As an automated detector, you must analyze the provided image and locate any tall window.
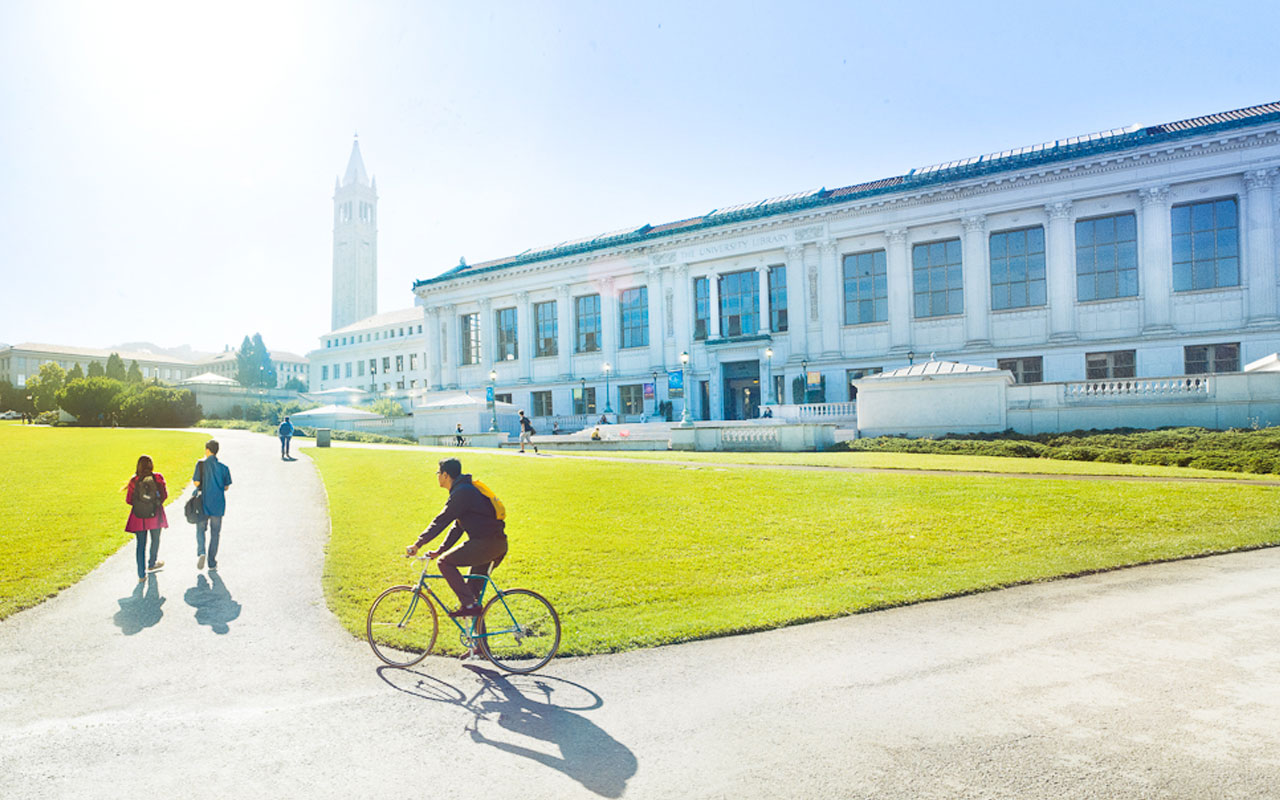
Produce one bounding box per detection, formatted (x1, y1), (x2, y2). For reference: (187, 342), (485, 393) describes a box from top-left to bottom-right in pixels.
(575, 294), (601, 353)
(1172, 198), (1239, 292)
(382, 356), (391, 372)
(322, 365), (329, 380)
(1185, 342), (1240, 374)
(345, 363), (352, 378)
(534, 301), (557, 357)
(531, 390), (553, 417)
(990, 226), (1046, 310)
(409, 353), (417, 370)
(694, 277), (710, 340)
(843, 249), (888, 324)
(495, 307), (518, 361)
(369, 358), (377, 376)
(1086, 350), (1136, 379)
(619, 384), (644, 414)
(912, 239), (964, 318)
(1075, 213), (1138, 301)
(997, 356), (1044, 384)
(768, 265), (788, 332)
(718, 270), (758, 337)
(358, 361), (364, 376)
(395, 355), (404, 372)
(619, 287), (648, 348)
(573, 387), (596, 415)
(461, 313), (481, 365)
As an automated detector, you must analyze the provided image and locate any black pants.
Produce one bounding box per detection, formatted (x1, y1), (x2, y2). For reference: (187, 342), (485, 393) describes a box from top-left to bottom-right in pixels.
(437, 535), (508, 608)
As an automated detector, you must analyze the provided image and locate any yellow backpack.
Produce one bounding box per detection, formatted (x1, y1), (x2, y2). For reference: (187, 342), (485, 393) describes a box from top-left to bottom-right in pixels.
(472, 479), (506, 521)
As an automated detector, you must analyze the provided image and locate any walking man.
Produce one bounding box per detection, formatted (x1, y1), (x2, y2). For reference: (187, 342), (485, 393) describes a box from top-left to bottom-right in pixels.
(193, 439), (232, 571)
(278, 415), (295, 460)
(518, 410), (538, 454)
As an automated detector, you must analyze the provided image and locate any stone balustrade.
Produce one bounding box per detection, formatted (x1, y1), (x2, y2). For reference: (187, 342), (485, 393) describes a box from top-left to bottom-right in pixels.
(1064, 376), (1212, 403)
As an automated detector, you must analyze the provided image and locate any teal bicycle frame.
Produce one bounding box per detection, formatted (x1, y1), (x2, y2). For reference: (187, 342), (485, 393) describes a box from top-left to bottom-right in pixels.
(405, 561), (515, 647)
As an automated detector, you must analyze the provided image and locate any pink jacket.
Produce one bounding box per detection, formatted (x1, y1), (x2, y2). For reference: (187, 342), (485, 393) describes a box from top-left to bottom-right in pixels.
(124, 473), (169, 533)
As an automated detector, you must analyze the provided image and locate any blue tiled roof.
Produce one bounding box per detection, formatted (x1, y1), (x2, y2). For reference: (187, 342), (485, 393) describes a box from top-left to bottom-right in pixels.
(414, 100), (1280, 290)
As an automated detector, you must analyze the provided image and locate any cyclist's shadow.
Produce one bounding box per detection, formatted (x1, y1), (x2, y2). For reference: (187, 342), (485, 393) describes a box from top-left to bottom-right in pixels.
(379, 664), (637, 798)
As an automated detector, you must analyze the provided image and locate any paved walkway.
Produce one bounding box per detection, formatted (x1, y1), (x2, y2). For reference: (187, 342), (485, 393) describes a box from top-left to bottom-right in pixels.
(2, 429), (1279, 798)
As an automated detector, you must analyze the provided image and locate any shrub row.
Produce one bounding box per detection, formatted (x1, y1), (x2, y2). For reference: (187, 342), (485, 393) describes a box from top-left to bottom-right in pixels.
(195, 419), (417, 446)
(839, 426), (1280, 475)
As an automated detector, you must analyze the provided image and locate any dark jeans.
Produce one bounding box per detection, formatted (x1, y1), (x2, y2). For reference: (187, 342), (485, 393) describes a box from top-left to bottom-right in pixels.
(438, 535), (508, 609)
(196, 515), (223, 567)
(133, 530), (161, 579)
(280, 435), (292, 455)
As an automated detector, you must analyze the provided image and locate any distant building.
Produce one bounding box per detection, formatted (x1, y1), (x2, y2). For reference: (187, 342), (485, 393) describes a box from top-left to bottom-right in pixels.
(198, 348), (310, 389)
(0, 343), (200, 387)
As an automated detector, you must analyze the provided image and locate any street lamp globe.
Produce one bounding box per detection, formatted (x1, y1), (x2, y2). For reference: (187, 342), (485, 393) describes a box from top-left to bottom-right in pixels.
(678, 351), (692, 426)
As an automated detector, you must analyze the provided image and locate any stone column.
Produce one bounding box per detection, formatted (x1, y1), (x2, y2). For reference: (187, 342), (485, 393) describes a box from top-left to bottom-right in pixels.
(441, 303), (457, 388)
(707, 271), (720, 339)
(1244, 169), (1279, 325)
(757, 265), (771, 334)
(424, 306), (442, 390)
(819, 239), (841, 355)
(647, 268), (664, 370)
(1138, 185), (1173, 333)
(556, 285), (572, 379)
(886, 229), (912, 353)
(784, 245), (808, 357)
(961, 215), (991, 346)
(1045, 201), (1077, 341)
(673, 263), (692, 356)
(601, 277), (617, 366)
(516, 291), (532, 382)
(477, 297), (493, 367)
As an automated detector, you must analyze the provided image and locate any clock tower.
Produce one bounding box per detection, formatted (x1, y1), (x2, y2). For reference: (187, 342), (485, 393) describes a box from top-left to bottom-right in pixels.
(332, 136), (378, 330)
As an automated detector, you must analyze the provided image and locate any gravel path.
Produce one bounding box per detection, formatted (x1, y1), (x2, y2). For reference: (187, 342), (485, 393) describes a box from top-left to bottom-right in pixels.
(2, 429), (1278, 799)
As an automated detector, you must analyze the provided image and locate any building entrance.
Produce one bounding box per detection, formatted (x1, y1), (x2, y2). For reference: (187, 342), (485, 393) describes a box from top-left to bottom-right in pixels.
(721, 360), (761, 420)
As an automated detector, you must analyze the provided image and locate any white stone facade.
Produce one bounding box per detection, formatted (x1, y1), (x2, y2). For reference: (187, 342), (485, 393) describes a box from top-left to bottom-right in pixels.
(410, 102), (1280, 427)
(0, 343), (202, 387)
(308, 306), (429, 397)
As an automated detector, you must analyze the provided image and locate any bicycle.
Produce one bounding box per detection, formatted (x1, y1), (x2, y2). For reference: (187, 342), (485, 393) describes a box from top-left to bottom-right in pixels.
(366, 555), (561, 674)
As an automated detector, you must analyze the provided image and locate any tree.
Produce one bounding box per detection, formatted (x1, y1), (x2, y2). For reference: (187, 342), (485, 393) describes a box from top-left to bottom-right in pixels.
(117, 385), (201, 427)
(365, 397), (407, 417)
(105, 353), (126, 381)
(66, 363), (85, 382)
(236, 333), (277, 388)
(86, 360), (106, 378)
(283, 376), (307, 392)
(58, 377), (124, 425)
(126, 360), (144, 383)
(28, 362), (67, 412)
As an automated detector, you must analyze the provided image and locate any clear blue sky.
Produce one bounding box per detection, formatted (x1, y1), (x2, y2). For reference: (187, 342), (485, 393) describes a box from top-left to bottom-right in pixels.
(2, 0), (1277, 357)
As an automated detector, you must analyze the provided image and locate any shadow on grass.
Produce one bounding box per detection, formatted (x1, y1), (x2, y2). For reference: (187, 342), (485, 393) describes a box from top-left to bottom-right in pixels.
(184, 571), (241, 634)
(114, 573), (165, 635)
(378, 664), (636, 798)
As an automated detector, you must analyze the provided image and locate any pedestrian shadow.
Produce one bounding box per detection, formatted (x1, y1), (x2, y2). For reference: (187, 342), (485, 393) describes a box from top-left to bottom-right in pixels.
(183, 571), (241, 634)
(113, 573), (165, 635)
(378, 664), (636, 798)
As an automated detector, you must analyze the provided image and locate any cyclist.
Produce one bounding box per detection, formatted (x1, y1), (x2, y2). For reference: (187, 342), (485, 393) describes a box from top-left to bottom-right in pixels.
(405, 458), (508, 620)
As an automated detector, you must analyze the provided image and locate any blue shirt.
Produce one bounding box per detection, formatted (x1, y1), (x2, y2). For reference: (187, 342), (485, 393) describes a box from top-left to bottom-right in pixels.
(278, 420), (295, 437)
(194, 456), (233, 517)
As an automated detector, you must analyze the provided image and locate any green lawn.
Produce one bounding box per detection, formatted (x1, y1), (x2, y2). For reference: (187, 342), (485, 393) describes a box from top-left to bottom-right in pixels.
(0, 423), (209, 619)
(310, 445), (1280, 656)
(536, 447), (1270, 479)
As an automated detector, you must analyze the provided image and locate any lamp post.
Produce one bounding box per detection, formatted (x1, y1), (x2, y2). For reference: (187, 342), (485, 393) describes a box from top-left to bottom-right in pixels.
(488, 368), (498, 432)
(765, 346), (774, 405)
(907, 350), (915, 365)
(602, 361), (613, 415)
(579, 377), (586, 417)
(650, 370), (658, 420)
(679, 351), (692, 426)
(800, 359), (808, 404)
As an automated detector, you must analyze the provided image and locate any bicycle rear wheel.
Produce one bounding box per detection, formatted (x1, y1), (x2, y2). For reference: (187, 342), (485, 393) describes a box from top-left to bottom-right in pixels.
(367, 585), (439, 667)
(476, 589), (561, 674)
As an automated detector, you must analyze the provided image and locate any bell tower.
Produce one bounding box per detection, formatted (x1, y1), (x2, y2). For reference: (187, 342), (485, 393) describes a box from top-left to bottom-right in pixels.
(332, 136), (378, 330)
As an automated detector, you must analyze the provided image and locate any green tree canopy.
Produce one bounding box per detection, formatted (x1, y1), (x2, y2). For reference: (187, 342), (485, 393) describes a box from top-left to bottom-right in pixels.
(58, 377), (125, 425)
(236, 333), (277, 388)
(86, 360), (105, 378)
(283, 376), (307, 392)
(105, 353), (126, 381)
(29, 362), (67, 412)
(365, 397), (407, 417)
(126, 360), (143, 383)
(66, 363), (85, 382)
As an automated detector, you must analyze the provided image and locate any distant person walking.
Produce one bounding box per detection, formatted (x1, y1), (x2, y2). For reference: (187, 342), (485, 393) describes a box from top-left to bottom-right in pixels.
(278, 416), (295, 460)
(193, 439), (233, 571)
(455, 422), (465, 447)
(124, 455), (169, 582)
(518, 410), (538, 454)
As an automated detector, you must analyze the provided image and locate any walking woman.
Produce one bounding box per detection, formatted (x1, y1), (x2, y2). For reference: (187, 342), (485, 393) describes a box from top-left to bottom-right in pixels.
(124, 455), (169, 582)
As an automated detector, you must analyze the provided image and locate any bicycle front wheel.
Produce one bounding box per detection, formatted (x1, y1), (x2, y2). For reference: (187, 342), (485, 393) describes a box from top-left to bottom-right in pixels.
(476, 589), (561, 674)
(367, 585), (439, 667)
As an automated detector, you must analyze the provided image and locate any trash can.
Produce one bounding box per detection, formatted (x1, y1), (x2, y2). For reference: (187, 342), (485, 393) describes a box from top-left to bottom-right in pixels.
(316, 428), (331, 447)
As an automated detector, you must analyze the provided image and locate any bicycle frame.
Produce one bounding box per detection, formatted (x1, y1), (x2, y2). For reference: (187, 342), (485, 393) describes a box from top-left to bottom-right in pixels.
(401, 561), (524, 645)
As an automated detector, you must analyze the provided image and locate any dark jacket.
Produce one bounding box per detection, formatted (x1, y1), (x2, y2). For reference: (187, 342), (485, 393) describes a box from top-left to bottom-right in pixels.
(414, 474), (506, 550)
